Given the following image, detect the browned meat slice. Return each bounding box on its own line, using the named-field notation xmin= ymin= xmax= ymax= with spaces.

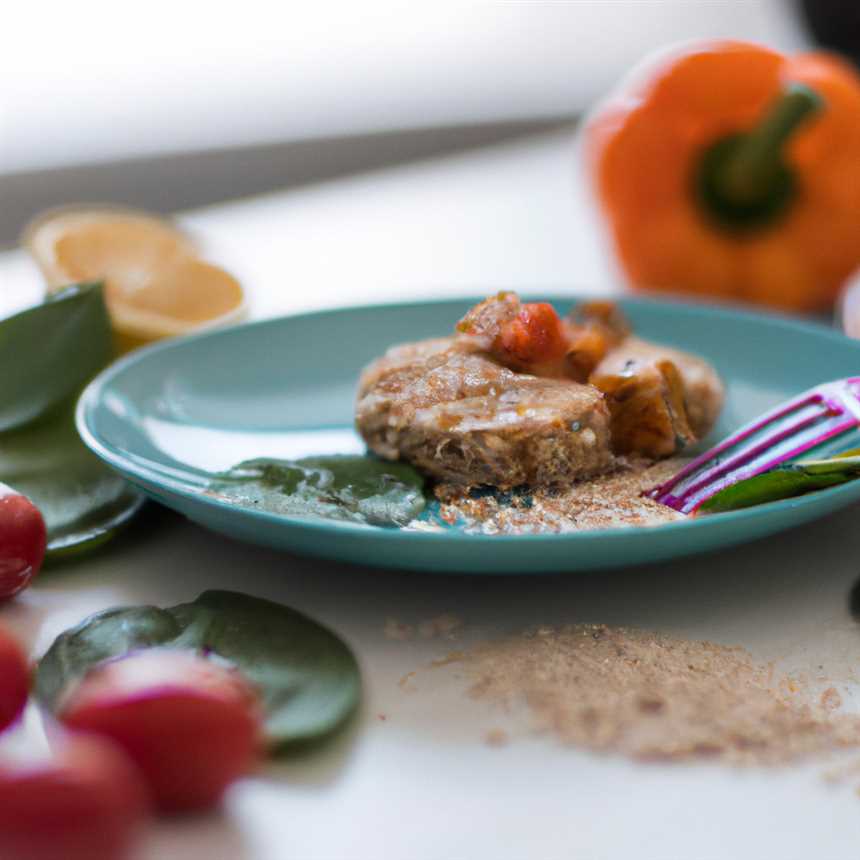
xmin=564 ymin=300 xmax=630 ymax=381
xmin=591 ymin=336 xmax=725 ymax=451
xmin=356 ymin=338 xmax=614 ymax=488
xmin=455 ymin=293 xmax=724 ymax=459
xmin=565 ymin=302 xmax=722 ymax=457
xmin=590 ymin=356 xmax=695 ymax=458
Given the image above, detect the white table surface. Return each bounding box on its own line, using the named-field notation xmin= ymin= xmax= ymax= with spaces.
xmin=3 ymin=127 xmax=860 ymax=860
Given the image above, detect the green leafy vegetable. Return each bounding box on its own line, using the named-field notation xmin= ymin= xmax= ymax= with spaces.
xmin=210 ymin=455 xmax=426 ymax=526
xmin=0 ymin=400 xmax=143 ymax=556
xmin=35 ymin=590 xmax=361 ymax=750
xmin=700 ymin=453 xmax=860 ymax=513
xmin=0 ymin=283 xmax=110 ymax=431
xmin=0 ymin=284 xmax=142 ymax=555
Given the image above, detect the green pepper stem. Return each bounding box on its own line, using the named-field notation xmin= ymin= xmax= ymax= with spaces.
xmin=719 ymin=84 xmax=823 ymax=205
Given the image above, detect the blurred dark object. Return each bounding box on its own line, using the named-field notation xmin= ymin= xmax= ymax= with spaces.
xmin=848 ymin=573 xmax=860 ymax=620
xmin=799 ymin=0 xmax=860 ymax=63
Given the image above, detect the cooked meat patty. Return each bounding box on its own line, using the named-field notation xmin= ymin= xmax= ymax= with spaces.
xmin=356 ymin=294 xmax=724 ymax=487
xmin=356 ymin=337 xmax=614 ymax=487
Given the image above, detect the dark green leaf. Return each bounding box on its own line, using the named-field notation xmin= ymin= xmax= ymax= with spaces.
xmin=0 ymin=398 xmax=143 ymax=555
xmin=0 ymin=283 xmax=111 ymax=431
xmin=700 ymin=455 xmax=860 ymax=513
xmin=210 ymin=455 xmax=426 ymax=526
xmin=0 ymin=283 xmax=141 ymax=554
xmin=34 ymin=590 xmax=362 ymax=750
xmin=34 ymin=606 xmax=182 ymax=709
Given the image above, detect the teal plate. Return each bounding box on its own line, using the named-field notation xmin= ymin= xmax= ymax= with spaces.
xmin=77 ymin=296 xmax=860 ymax=574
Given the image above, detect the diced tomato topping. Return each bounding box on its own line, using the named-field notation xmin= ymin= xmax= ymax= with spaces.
xmin=497 ymin=303 xmax=568 ymax=365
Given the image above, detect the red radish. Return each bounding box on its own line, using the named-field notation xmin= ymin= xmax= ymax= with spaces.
xmin=0 ymin=626 xmax=29 ymax=732
xmin=59 ymin=649 xmax=263 ymax=813
xmin=0 ymin=733 xmax=149 ymax=860
xmin=0 ymin=482 xmax=47 ymax=599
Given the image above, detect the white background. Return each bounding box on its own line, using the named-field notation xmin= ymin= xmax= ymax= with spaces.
xmin=2 ymin=1 xmax=803 ymax=174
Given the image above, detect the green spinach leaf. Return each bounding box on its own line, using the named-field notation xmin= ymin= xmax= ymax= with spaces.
xmin=700 ymin=453 xmax=860 ymax=513
xmin=0 ymin=283 xmax=142 ymax=554
xmin=35 ymin=590 xmax=362 ymax=750
xmin=0 ymin=283 xmax=110 ymax=431
xmin=210 ymin=455 xmax=426 ymax=526
xmin=0 ymin=399 xmax=143 ymax=556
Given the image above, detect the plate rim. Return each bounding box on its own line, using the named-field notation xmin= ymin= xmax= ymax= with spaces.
xmin=76 ymin=293 xmax=860 ymax=546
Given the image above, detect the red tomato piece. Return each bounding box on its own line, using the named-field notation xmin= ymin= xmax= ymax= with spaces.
xmin=0 ymin=627 xmax=29 ymax=732
xmin=60 ymin=649 xmax=263 ymax=813
xmin=0 ymin=483 xmax=47 ymax=599
xmin=498 ymin=302 xmax=569 ymax=365
xmin=0 ymin=733 xmax=149 ymax=860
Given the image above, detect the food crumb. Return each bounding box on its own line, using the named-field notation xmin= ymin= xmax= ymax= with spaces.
xmin=384 ymin=618 xmax=414 ymax=641
xmin=821 ymin=687 xmax=843 ymax=712
xmin=403 ymin=520 xmax=446 ymax=533
xmin=435 ymin=457 xmax=687 ymax=535
xmin=485 ymin=728 xmax=509 ymax=747
xmin=431 ymin=650 xmax=466 ymax=668
xmin=377 ymin=713 xmax=388 ymax=722
xmin=418 ymin=614 xmax=463 ymax=640
xmin=431 ymin=623 xmax=860 ymax=765
xmin=385 ymin=615 xmax=464 ymax=640
xmin=398 ymin=671 xmax=418 ymax=692
xmin=821 ymin=756 xmax=860 ymax=784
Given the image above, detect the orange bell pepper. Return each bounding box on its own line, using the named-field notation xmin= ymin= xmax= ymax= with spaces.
xmin=587 ymin=41 xmax=860 ymax=313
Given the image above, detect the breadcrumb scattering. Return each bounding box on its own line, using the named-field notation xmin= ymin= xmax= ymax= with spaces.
xmin=436 ymin=624 xmax=860 ymax=765
xmin=434 ymin=457 xmax=686 ymax=535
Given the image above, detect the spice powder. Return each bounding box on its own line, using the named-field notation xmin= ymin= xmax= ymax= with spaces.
xmin=436 ymin=623 xmax=860 ymax=765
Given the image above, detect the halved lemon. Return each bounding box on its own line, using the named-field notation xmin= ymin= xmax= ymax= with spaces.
xmin=23 ymin=206 xmax=246 ymax=350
